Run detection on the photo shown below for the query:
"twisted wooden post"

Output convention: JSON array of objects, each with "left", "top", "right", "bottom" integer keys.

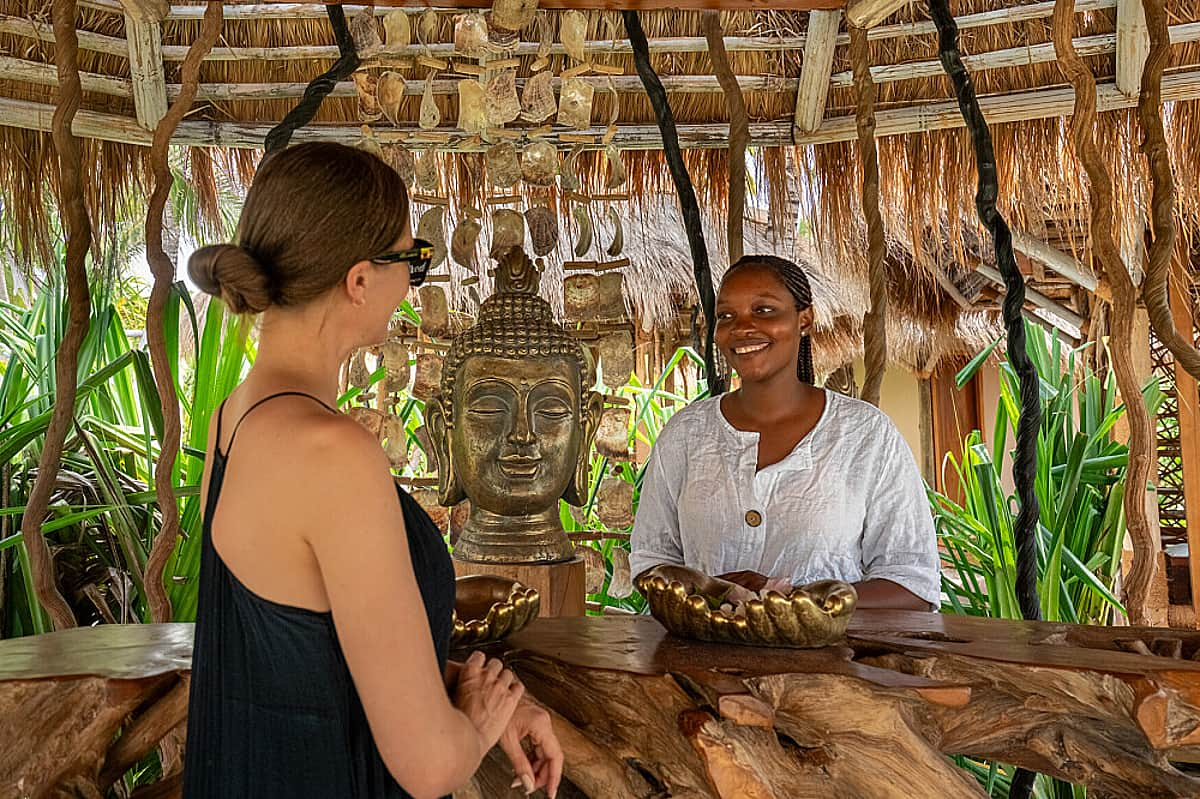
[
  {"left": 20, "top": 0, "right": 94, "bottom": 631},
  {"left": 850, "top": 25, "right": 887, "bottom": 407},
  {"left": 142, "top": 2, "right": 224, "bottom": 624},
  {"left": 1052, "top": 0, "right": 1158, "bottom": 623},
  {"left": 1138, "top": 0, "right": 1196, "bottom": 379},
  {"left": 702, "top": 12, "right": 748, "bottom": 265}
]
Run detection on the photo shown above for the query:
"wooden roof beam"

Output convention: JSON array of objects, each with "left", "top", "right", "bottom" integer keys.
[
  {"left": 794, "top": 10, "right": 842, "bottom": 133},
  {"left": 1010, "top": 230, "right": 1100, "bottom": 293},
  {"left": 976, "top": 263, "right": 1088, "bottom": 330},
  {"left": 119, "top": 0, "right": 170, "bottom": 130},
  {"left": 1117, "top": 0, "right": 1150, "bottom": 98},
  {"left": 846, "top": 0, "right": 912, "bottom": 29}
]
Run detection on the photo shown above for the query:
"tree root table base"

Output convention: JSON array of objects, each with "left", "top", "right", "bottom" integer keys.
[{"left": 463, "top": 611, "right": 1200, "bottom": 799}]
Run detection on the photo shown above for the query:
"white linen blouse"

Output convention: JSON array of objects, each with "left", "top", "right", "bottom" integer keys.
[{"left": 630, "top": 389, "right": 941, "bottom": 607}]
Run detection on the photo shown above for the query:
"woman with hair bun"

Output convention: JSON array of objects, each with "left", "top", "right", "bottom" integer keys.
[
  {"left": 183, "top": 142, "right": 561, "bottom": 799},
  {"left": 630, "top": 254, "right": 939, "bottom": 611}
]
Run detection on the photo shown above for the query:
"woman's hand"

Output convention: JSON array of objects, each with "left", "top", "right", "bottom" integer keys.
[
  {"left": 499, "top": 698, "right": 563, "bottom": 798},
  {"left": 454, "top": 651, "right": 524, "bottom": 753}
]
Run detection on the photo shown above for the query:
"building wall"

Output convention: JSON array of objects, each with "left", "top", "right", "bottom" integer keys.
[{"left": 850, "top": 360, "right": 924, "bottom": 463}]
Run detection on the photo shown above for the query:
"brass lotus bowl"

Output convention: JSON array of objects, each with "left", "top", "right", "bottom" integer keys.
[
  {"left": 636, "top": 571, "right": 857, "bottom": 649},
  {"left": 450, "top": 575, "right": 541, "bottom": 647}
]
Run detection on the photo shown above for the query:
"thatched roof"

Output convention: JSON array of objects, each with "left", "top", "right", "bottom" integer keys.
[{"left": 4, "top": 0, "right": 1200, "bottom": 371}]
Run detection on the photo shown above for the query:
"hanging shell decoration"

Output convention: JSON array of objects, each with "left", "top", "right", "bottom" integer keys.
[
  {"left": 564, "top": 274, "right": 599, "bottom": 321},
  {"left": 608, "top": 548, "right": 634, "bottom": 599},
  {"left": 412, "top": 354, "right": 443, "bottom": 401},
  {"left": 595, "top": 406, "right": 631, "bottom": 459},
  {"left": 454, "top": 11, "right": 489, "bottom": 56},
  {"left": 383, "top": 9, "right": 411, "bottom": 47},
  {"left": 525, "top": 205, "right": 558, "bottom": 257},
  {"left": 350, "top": 7, "right": 382, "bottom": 54},
  {"left": 485, "top": 141, "right": 521, "bottom": 188},
  {"left": 598, "top": 331, "right": 634, "bottom": 389},
  {"left": 560, "top": 10, "right": 588, "bottom": 62},
  {"left": 352, "top": 71, "right": 382, "bottom": 122},
  {"left": 559, "top": 144, "right": 583, "bottom": 192},
  {"left": 451, "top": 575, "right": 540, "bottom": 647},
  {"left": 413, "top": 488, "right": 451, "bottom": 534},
  {"left": 451, "top": 214, "right": 483, "bottom": 269},
  {"left": 580, "top": 546, "right": 607, "bottom": 595},
  {"left": 382, "top": 340, "right": 410, "bottom": 391},
  {"left": 457, "top": 79, "right": 488, "bottom": 136},
  {"left": 415, "top": 148, "right": 439, "bottom": 192},
  {"left": 350, "top": 349, "right": 372, "bottom": 388},
  {"left": 519, "top": 70, "right": 556, "bottom": 123},
  {"left": 356, "top": 124, "right": 383, "bottom": 158},
  {"left": 520, "top": 140, "right": 559, "bottom": 186},
  {"left": 558, "top": 78, "right": 595, "bottom": 131},
  {"left": 485, "top": 14, "right": 520, "bottom": 53},
  {"left": 377, "top": 71, "right": 407, "bottom": 125},
  {"left": 383, "top": 414, "right": 407, "bottom": 467},
  {"left": 596, "top": 476, "right": 634, "bottom": 529},
  {"left": 598, "top": 272, "right": 627, "bottom": 320},
  {"left": 484, "top": 69, "right": 520, "bottom": 126},
  {"left": 419, "top": 76, "right": 440, "bottom": 130},
  {"left": 449, "top": 500, "right": 471, "bottom": 544},
  {"left": 416, "top": 207, "right": 448, "bottom": 271},
  {"left": 605, "top": 144, "right": 627, "bottom": 190},
  {"left": 491, "top": 0, "right": 538, "bottom": 32},
  {"left": 348, "top": 406, "right": 387, "bottom": 438},
  {"left": 419, "top": 284, "right": 451, "bottom": 338},
  {"left": 382, "top": 145, "right": 415, "bottom": 188},
  {"left": 490, "top": 208, "right": 525, "bottom": 255},
  {"left": 418, "top": 8, "right": 439, "bottom": 46},
  {"left": 571, "top": 206, "right": 593, "bottom": 257},
  {"left": 605, "top": 207, "right": 624, "bottom": 257},
  {"left": 414, "top": 425, "right": 435, "bottom": 468}
]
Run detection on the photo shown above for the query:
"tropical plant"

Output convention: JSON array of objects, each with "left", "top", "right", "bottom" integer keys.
[{"left": 933, "top": 321, "right": 1162, "bottom": 798}]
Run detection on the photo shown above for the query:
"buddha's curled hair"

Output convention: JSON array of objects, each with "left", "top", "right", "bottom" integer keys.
[{"left": 440, "top": 293, "right": 591, "bottom": 403}]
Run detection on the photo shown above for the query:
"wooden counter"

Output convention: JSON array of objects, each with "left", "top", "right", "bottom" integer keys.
[{"left": 5, "top": 613, "right": 1200, "bottom": 798}]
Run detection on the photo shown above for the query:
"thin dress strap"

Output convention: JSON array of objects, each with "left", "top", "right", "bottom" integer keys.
[{"left": 217, "top": 391, "right": 336, "bottom": 458}]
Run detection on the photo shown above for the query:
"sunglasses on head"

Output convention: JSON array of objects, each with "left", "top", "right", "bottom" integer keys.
[{"left": 369, "top": 238, "right": 434, "bottom": 287}]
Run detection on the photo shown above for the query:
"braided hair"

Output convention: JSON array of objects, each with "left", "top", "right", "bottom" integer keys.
[{"left": 721, "top": 254, "right": 815, "bottom": 385}]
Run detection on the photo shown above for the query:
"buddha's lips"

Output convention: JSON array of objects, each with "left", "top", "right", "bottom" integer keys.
[{"left": 497, "top": 457, "right": 540, "bottom": 479}]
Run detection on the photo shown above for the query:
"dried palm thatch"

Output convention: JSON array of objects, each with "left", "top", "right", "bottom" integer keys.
[{"left": 4, "top": 0, "right": 1200, "bottom": 369}]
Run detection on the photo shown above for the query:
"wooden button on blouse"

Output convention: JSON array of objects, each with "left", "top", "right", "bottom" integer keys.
[{"left": 745, "top": 510, "right": 763, "bottom": 527}]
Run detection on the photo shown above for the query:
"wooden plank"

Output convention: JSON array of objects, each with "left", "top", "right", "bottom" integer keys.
[
  {"left": 122, "top": 13, "right": 168, "bottom": 129},
  {"left": 0, "top": 55, "right": 132, "bottom": 97},
  {"left": 794, "top": 10, "right": 842, "bottom": 132},
  {"left": 0, "top": 14, "right": 128, "bottom": 57},
  {"left": 1169, "top": 272, "right": 1200, "bottom": 624},
  {"left": 8, "top": 68, "right": 1200, "bottom": 151},
  {"left": 975, "top": 263, "right": 1087, "bottom": 329},
  {"left": 1117, "top": 0, "right": 1150, "bottom": 97},
  {"left": 321, "top": 0, "right": 844, "bottom": 8},
  {"left": 845, "top": 0, "right": 912, "bottom": 29},
  {"left": 1011, "top": 230, "right": 1100, "bottom": 292}
]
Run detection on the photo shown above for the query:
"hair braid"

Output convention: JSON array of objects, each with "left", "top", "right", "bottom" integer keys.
[{"left": 724, "top": 255, "right": 816, "bottom": 385}]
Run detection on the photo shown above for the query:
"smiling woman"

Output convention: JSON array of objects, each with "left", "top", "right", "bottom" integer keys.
[{"left": 630, "top": 254, "right": 940, "bottom": 611}]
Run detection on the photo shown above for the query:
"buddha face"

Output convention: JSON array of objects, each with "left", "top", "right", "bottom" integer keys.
[{"left": 452, "top": 355, "right": 583, "bottom": 514}]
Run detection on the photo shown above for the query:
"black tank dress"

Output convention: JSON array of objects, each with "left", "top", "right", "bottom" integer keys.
[{"left": 183, "top": 392, "right": 456, "bottom": 798}]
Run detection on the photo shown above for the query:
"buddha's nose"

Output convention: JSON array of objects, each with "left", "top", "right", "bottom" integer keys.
[{"left": 508, "top": 408, "right": 537, "bottom": 445}]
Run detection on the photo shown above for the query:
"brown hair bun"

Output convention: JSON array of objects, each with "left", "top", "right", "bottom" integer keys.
[{"left": 188, "top": 244, "right": 274, "bottom": 315}]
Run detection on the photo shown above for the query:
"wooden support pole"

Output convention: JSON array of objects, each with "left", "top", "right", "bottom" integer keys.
[
  {"left": 794, "top": 10, "right": 842, "bottom": 133},
  {"left": 1117, "top": 0, "right": 1151, "bottom": 97},
  {"left": 120, "top": 0, "right": 168, "bottom": 130},
  {"left": 1170, "top": 271, "right": 1200, "bottom": 624}
]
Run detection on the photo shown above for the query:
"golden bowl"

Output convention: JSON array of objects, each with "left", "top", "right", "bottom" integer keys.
[
  {"left": 451, "top": 575, "right": 540, "bottom": 647},
  {"left": 636, "top": 566, "right": 856, "bottom": 649}
]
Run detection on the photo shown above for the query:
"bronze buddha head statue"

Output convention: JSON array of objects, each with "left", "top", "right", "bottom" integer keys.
[{"left": 427, "top": 246, "right": 603, "bottom": 563}]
